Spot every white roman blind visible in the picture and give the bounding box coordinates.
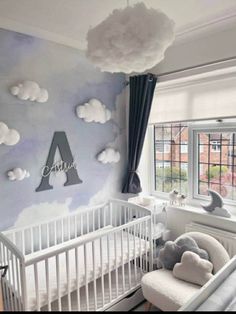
[150,68,236,124]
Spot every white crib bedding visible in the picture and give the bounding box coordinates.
[8,229,149,311]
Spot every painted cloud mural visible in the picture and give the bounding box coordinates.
[0,29,126,231]
[10,80,49,103]
[97,148,120,164]
[8,168,30,181]
[76,98,111,123]
[0,122,20,146]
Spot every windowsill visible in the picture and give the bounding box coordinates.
[166,203,236,223]
[137,194,236,223]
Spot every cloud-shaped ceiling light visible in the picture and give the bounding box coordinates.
[76,98,111,123]
[0,122,20,146]
[8,168,30,181]
[86,2,175,73]
[97,148,120,164]
[10,81,48,103]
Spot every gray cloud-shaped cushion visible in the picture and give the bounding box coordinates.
[158,235,209,270]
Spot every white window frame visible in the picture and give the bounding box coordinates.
[150,122,236,207]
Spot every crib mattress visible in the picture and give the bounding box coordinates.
[8,230,149,311]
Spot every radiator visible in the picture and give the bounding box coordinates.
[185,223,236,257]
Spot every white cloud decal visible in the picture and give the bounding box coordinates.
[76,98,111,123]
[86,2,175,73]
[8,168,30,181]
[10,80,48,103]
[97,148,120,164]
[0,122,20,146]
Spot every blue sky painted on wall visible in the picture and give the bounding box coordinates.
[0,29,126,230]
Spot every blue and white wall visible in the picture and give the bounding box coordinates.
[0,28,127,230]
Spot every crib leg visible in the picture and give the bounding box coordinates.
[144,301,152,311]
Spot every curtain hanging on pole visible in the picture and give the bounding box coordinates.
[122,73,157,194]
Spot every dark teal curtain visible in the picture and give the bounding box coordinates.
[122,73,157,194]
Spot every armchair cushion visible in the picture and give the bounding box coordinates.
[173,251,213,286]
[141,269,200,311]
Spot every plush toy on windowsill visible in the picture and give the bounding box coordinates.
[177,194,187,207]
[169,189,178,205]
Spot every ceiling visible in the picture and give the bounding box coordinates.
[0,0,236,50]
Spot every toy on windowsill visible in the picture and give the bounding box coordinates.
[177,194,187,207]
[169,189,178,205]
[201,189,231,218]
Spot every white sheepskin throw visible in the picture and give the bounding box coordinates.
[86,3,175,73]
[173,251,213,286]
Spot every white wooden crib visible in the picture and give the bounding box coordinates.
[0,199,153,311]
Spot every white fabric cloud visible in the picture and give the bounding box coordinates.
[76,98,111,123]
[10,80,48,103]
[0,122,20,146]
[173,251,213,286]
[86,3,175,73]
[8,168,30,181]
[97,148,120,164]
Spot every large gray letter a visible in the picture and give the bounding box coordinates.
[36,132,82,192]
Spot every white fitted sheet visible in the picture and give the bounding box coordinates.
[8,229,149,311]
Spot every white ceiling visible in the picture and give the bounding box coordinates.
[0,0,236,50]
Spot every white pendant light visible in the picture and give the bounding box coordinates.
[86,2,175,74]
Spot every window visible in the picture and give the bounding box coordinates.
[196,130,236,201]
[153,123,236,204]
[154,123,188,195]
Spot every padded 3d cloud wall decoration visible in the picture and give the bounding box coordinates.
[0,122,20,146]
[10,81,48,103]
[8,168,30,181]
[86,2,175,73]
[76,98,111,123]
[97,148,120,164]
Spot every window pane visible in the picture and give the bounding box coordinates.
[197,130,236,201]
[154,123,188,195]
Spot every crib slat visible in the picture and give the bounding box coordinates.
[54,221,57,245]
[133,224,137,284]
[56,254,62,311]
[22,230,25,255]
[121,230,125,293]
[84,244,89,311]
[127,227,131,289]
[66,251,71,310]
[10,251,18,310]
[39,225,42,250]
[139,223,142,274]
[107,234,112,302]
[15,256,21,310]
[145,221,148,271]
[31,227,34,253]
[100,237,105,307]
[45,258,51,311]
[86,212,89,234]
[34,263,40,311]
[92,241,97,310]
[75,247,81,311]
[114,232,118,298]
[47,224,50,248]
[81,215,83,236]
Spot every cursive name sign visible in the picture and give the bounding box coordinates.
[42,160,77,177]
